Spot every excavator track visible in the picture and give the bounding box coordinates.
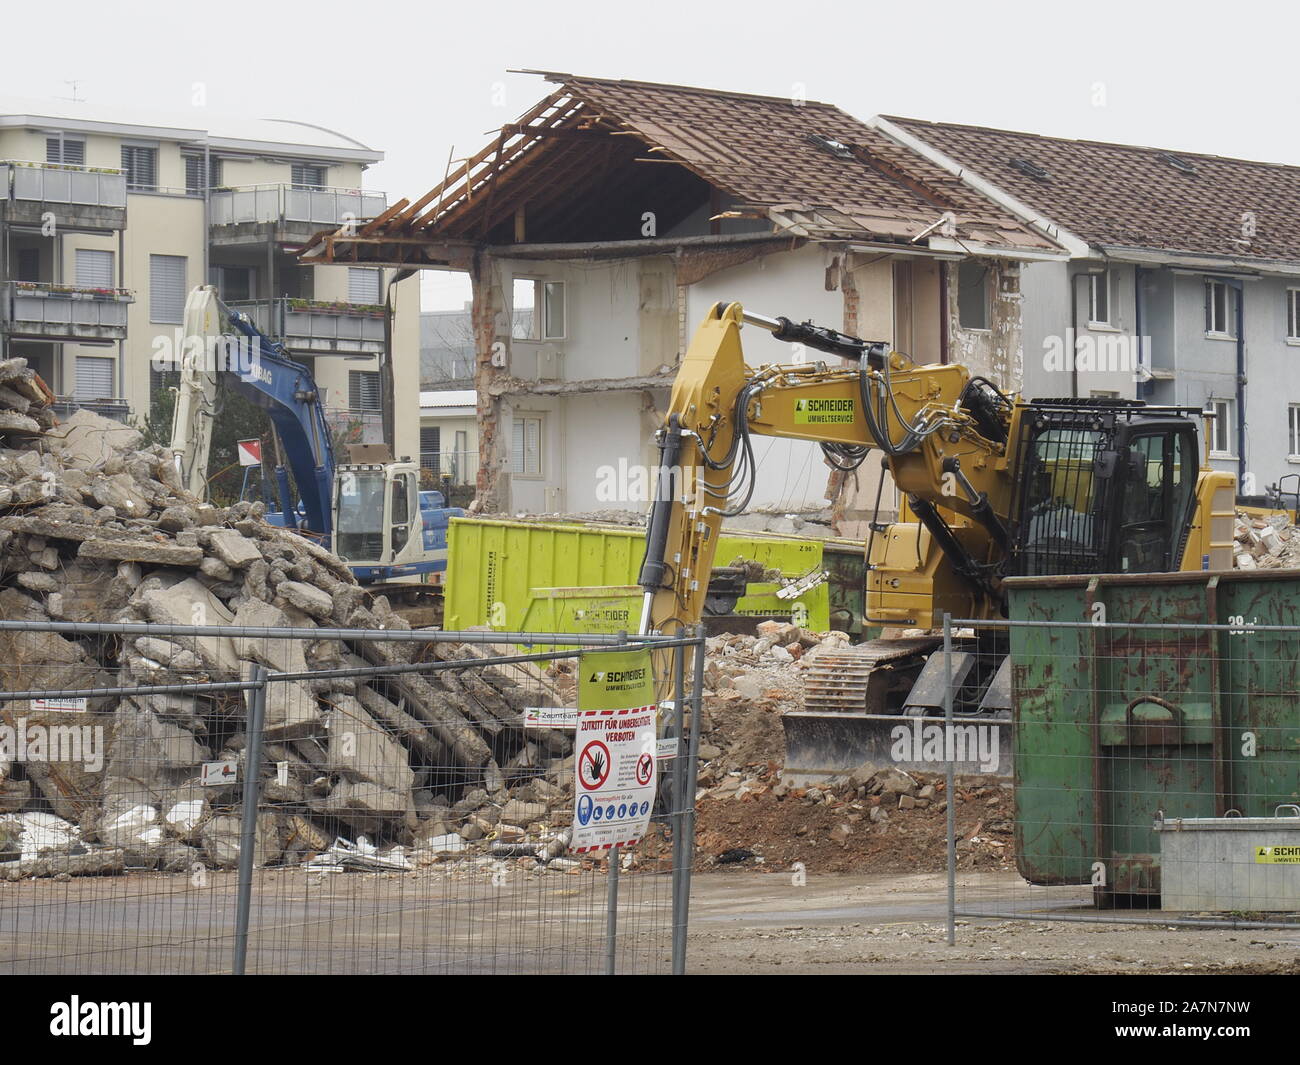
[802,637,943,715]
[784,636,943,785]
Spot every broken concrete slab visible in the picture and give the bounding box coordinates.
[326,695,415,795]
[275,579,334,620]
[81,538,204,567]
[206,528,264,569]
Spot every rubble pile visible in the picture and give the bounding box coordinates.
[0,357,574,879]
[1233,510,1300,569]
[691,764,1015,875]
[693,621,846,786]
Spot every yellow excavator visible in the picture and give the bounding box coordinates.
[637,302,1237,780]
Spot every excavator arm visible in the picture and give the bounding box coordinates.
[636,301,1016,639]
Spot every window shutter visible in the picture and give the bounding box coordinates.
[75,249,114,289]
[349,370,380,411]
[149,254,187,323]
[527,418,540,475]
[292,163,325,189]
[121,146,157,191]
[420,427,441,470]
[46,137,85,165]
[74,357,115,400]
[511,418,526,474]
[348,268,381,304]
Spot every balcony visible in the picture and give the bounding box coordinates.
[227,298,386,356]
[2,282,132,342]
[1,161,127,230]
[208,184,386,246]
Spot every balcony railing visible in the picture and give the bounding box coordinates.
[420,449,478,486]
[227,298,386,355]
[50,397,131,423]
[2,281,132,341]
[209,184,386,229]
[325,408,384,446]
[1,160,127,209]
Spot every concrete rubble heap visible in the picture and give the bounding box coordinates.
[1233,510,1300,569]
[0,357,574,879]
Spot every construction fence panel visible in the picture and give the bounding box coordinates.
[944,617,1300,934]
[0,620,703,975]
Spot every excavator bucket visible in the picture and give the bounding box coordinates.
[782,639,1012,785]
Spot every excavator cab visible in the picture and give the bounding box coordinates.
[1008,402,1199,578]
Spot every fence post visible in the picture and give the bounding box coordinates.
[671,640,688,974]
[944,614,956,947]
[671,625,706,967]
[233,663,268,975]
[605,845,620,975]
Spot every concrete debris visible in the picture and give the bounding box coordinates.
[0,365,573,876]
[1234,510,1300,569]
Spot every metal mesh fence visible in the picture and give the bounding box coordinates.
[0,620,702,974]
[945,617,1300,932]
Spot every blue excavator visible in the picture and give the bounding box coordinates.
[167,286,461,603]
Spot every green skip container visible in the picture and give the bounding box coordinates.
[1006,571,1300,903]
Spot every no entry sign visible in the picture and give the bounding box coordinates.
[571,648,658,853]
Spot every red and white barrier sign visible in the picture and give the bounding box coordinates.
[237,438,262,467]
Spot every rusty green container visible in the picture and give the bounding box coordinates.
[1006,571,1300,901]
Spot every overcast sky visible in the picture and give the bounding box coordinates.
[9,0,1295,309]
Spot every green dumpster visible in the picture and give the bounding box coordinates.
[443,517,831,637]
[1006,570,1300,901]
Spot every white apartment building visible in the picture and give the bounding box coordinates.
[0,99,419,462]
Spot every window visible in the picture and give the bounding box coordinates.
[347,268,381,304]
[16,248,41,282]
[1287,289,1300,341]
[1088,270,1112,325]
[349,370,381,412]
[420,426,441,471]
[1208,398,1233,456]
[184,154,222,196]
[957,261,990,330]
[510,278,565,340]
[511,415,542,477]
[120,145,158,191]
[1205,279,1238,337]
[74,357,115,401]
[291,163,327,190]
[149,254,187,323]
[212,265,253,302]
[1290,405,1300,459]
[75,249,114,289]
[45,134,85,166]
[542,281,565,339]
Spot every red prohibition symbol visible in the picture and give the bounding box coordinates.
[636,752,654,786]
[579,740,611,790]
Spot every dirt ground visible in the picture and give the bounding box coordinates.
[690,776,1013,874]
[686,870,1300,974]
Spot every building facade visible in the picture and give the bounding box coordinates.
[303,75,1063,525]
[880,116,1300,495]
[0,99,419,464]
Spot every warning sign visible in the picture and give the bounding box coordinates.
[794,397,855,425]
[236,438,262,467]
[571,648,658,853]
[1255,845,1300,864]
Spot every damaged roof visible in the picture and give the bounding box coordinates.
[301,74,1060,265]
[887,116,1300,268]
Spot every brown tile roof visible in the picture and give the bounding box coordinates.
[302,75,1059,263]
[888,116,1300,267]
